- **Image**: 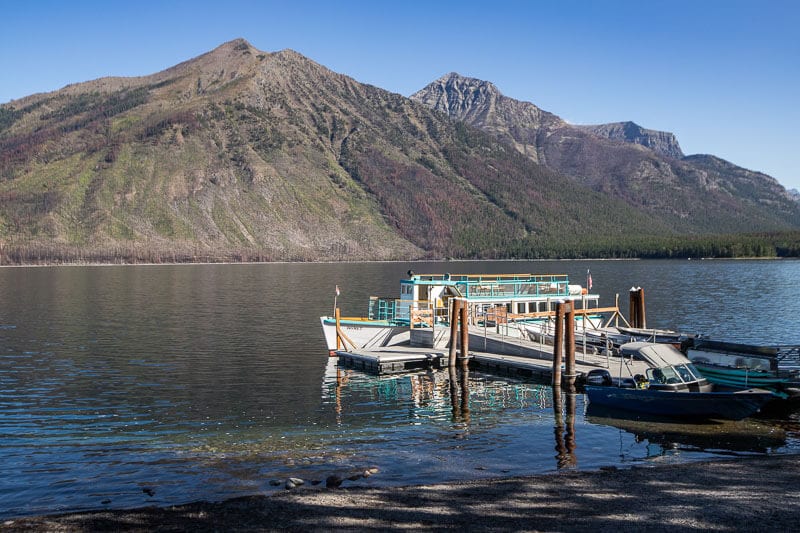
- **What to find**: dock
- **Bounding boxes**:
[333,294,653,385]
[336,327,651,383]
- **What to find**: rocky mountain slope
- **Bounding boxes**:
[411,73,800,235]
[0,39,679,262]
[575,121,684,159]
[1,41,798,263]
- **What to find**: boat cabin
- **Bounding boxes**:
[610,342,713,392]
[377,272,599,326]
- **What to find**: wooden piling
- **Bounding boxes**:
[637,287,647,329]
[334,307,357,354]
[459,300,469,370]
[629,288,639,328]
[335,307,342,351]
[552,301,565,386]
[564,301,576,388]
[448,298,460,368]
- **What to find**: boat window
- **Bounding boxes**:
[646,366,682,384]
[684,363,704,381]
[674,364,696,383]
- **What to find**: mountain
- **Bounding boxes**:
[411,73,800,235]
[575,121,684,159]
[1,41,798,264]
[0,39,680,263]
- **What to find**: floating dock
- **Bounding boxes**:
[336,327,651,383]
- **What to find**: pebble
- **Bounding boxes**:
[288,477,304,486]
[326,475,342,488]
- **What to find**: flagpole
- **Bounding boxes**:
[333,285,339,315]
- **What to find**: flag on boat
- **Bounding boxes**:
[587,270,592,291]
[335,285,340,296]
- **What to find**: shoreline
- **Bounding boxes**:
[6,454,800,531]
[0,256,794,269]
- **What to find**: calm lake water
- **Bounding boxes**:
[1,259,799,518]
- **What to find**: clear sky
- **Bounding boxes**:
[2,0,798,189]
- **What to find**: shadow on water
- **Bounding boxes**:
[586,405,788,455]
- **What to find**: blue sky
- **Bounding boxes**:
[2,0,798,189]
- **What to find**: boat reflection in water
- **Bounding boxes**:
[323,359,580,472]
[321,360,789,480]
[586,406,787,457]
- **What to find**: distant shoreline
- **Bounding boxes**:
[1,256,795,269]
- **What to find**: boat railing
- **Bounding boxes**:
[368,297,448,327]
[406,273,574,299]
[456,278,571,299]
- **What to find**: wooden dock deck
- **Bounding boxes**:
[336,328,651,383]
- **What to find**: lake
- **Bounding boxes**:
[1,259,799,518]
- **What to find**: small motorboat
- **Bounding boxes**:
[584,342,775,421]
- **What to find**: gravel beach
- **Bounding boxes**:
[4,454,800,531]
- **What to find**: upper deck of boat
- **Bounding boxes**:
[401,273,593,302]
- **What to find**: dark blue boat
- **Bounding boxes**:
[585,385,774,420]
[585,342,775,421]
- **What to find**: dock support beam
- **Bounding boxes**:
[448,299,461,369]
[552,302,564,386]
[564,301,576,388]
[629,287,647,329]
[459,300,469,371]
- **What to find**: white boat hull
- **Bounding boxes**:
[320,317,410,353]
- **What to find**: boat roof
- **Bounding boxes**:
[620,342,690,367]
[402,273,569,284]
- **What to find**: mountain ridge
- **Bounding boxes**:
[411,72,800,233]
[1,40,799,264]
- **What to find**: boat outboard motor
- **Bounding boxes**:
[585,369,612,386]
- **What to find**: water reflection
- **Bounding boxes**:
[3,261,800,518]
[553,386,578,469]
[448,366,471,425]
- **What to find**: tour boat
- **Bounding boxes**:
[320,271,601,355]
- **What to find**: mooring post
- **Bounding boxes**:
[335,307,342,351]
[459,300,469,370]
[448,298,460,368]
[564,301,576,388]
[637,287,647,329]
[629,287,640,328]
[552,301,565,386]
